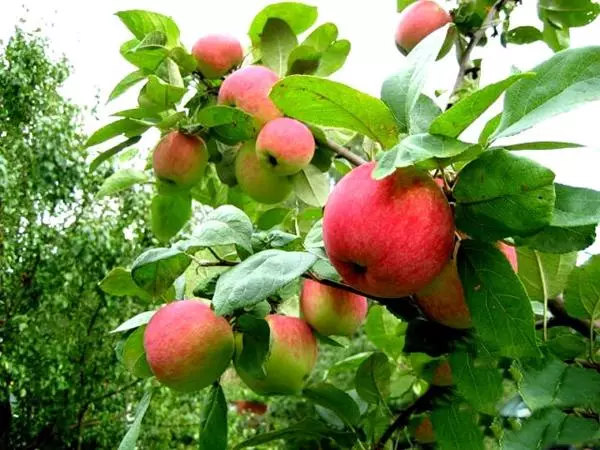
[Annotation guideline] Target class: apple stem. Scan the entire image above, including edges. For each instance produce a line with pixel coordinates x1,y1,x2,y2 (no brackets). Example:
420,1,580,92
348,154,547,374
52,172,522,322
323,137,368,166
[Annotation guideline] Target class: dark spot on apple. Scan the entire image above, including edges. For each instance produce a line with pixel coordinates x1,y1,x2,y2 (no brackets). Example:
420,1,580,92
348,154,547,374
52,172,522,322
267,154,278,166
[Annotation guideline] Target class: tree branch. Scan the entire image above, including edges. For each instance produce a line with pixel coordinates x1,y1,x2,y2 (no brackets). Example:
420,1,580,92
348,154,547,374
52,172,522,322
86,379,143,406
323,137,367,166
448,0,507,105
374,387,444,450
535,296,597,340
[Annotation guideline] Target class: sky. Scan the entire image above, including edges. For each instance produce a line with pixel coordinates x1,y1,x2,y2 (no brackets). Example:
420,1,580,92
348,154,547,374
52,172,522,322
3,0,600,254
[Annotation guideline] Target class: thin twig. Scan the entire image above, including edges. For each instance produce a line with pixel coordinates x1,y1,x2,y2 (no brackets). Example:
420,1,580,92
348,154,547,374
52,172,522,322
448,0,507,104
545,297,597,341
323,137,367,166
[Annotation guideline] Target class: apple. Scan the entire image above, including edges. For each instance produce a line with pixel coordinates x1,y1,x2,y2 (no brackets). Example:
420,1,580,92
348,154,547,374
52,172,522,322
152,131,208,188
323,162,455,298
234,141,292,204
395,0,451,55
235,314,317,395
192,34,243,79
414,415,435,444
423,359,453,386
218,65,283,127
498,241,518,272
300,279,367,336
256,118,316,175
144,300,234,392
415,259,471,329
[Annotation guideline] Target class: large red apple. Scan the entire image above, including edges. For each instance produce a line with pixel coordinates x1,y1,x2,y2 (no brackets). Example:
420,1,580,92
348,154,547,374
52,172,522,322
395,0,451,55
192,34,243,79
234,315,317,395
144,300,234,392
323,162,455,298
300,279,367,337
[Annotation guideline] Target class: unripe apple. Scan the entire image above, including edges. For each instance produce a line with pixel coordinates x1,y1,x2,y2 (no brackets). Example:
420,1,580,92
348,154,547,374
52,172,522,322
192,34,243,79
256,118,316,175
144,300,234,392
218,65,283,127
234,141,292,204
235,314,317,395
498,242,518,272
323,162,455,298
416,259,472,329
300,279,367,337
395,0,451,55
414,415,435,443
152,131,208,188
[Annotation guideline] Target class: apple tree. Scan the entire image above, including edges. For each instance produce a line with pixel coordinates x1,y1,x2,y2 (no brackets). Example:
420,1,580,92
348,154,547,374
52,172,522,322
87,1,600,448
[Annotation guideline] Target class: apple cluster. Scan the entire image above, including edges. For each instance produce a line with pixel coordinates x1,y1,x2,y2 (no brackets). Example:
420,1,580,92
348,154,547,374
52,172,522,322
141,280,367,394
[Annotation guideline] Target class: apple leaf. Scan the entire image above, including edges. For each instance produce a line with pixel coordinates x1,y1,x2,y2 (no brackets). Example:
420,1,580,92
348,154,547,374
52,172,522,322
292,165,329,207
108,70,147,102
505,26,543,45
381,26,447,133
199,384,228,450
111,311,156,334
212,250,316,316
235,314,270,380
492,47,600,140
96,169,148,198
365,305,406,359
564,254,600,324
431,404,485,450
131,247,191,298
270,75,399,149
286,45,321,75
303,383,361,426
538,0,600,29
99,267,152,301
354,352,392,404
551,183,600,227
122,326,153,378
150,192,192,243
458,240,540,359
260,18,298,77
248,2,317,45
116,10,180,47
454,149,555,241
302,23,338,52
85,119,149,148
117,388,154,450
409,95,442,134
314,39,351,77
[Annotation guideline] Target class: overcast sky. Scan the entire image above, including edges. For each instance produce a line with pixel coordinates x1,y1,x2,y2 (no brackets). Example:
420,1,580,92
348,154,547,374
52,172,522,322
3,0,600,254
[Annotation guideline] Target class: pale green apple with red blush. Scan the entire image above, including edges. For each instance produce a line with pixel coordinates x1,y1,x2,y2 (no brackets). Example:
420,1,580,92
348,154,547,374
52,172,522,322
152,131,208,188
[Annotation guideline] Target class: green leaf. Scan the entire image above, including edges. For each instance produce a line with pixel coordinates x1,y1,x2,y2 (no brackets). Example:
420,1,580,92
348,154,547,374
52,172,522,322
116,10,180,47
506,26,543,45
431,404,485,450
538,0,600,28
212,250,316,316
169,46,197,74
551,183,600,227
355,352,392,404
234,419,352,449
516,224,596,253
397,0,418,11
96,169,148,198
286,45,321,75
478,114,501,145
500,141,584,151
199,384,228,450
256,208,292,230
108,70,146,102
314,40,351,77
235,314,270,380
99,267,152,301
270,75,399,149
117,389,154,450
564,254,600,323
131,247,191,298
302,23,338,52
430,73,534,138
177,205,253,254
122,326,153,378
409,95,442,134
248,2,318,45
120,39,169,72
260,18,297,77
303,383,361,426
324,352,373,378
458,240,540,359
373,133,474,179
517,356,600,411
381,26,447,133
151,192,192,243
542,19,570,52
547,330,588,360
502,408,600,450
516,249,577,302
454,149,555,240
365,305,406,359
493,47,600,140
85,119,149,148
142,75,185,109
292,165,329,207
110,311,156,333
193,105,257,143
450,350,503,415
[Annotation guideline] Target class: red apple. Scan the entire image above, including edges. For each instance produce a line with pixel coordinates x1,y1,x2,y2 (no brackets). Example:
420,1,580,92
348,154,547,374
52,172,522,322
395,0,451,55
144,300,234,392
218,65,283,127
235,315,317,395
300,279,368,337
256,118,316,175
323,162,455,298
152,131,208,188
414,415,435,443
192,34,243,79
498,242,518,272
416,259,472,329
